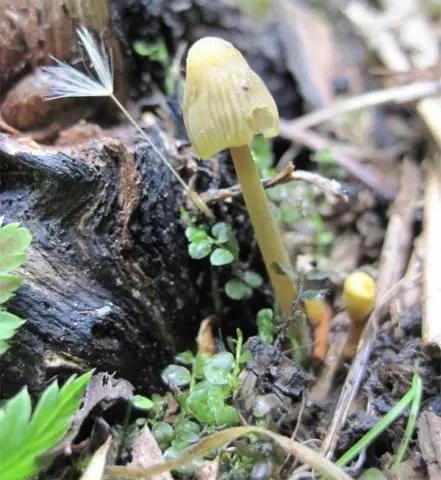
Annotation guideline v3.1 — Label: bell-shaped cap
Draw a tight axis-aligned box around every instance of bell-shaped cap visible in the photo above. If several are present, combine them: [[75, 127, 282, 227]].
[[343, 272, 376, 323], [183, 37, 279, 160]]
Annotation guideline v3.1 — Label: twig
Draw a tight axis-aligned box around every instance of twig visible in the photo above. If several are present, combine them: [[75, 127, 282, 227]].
[[283, 78, 441, 130], [423, 156, 441, 356], [347, 0, 441, 356], [278, 125, 398, 197], [321, 158, 420, 458], [199, 164, 349, 204], [279, 124, 406, 163]]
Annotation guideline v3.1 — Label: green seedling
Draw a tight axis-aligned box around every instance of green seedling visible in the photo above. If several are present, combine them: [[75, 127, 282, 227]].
[[336, 374, 423, 469]]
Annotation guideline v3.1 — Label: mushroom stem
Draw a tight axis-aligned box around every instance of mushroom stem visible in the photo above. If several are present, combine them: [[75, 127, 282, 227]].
[[230, 145, 297, 316]]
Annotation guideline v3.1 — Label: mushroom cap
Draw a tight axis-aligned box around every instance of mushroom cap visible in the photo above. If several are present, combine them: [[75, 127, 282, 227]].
[[343, 271, 376, 323], [183, 36, 279, 160]]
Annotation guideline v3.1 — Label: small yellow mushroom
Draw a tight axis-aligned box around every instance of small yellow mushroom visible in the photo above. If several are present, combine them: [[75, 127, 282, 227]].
[[184, 37, 279, 160], [343, 271, 376, 358], [183, 37, 296, 320]]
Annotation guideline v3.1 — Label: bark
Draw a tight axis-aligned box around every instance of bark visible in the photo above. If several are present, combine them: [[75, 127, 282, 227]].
[[0, 0, 299, 396], [0, 134, 203, 396]]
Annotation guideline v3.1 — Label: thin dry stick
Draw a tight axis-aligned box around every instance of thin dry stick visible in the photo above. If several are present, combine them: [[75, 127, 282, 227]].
[[278, 124, 398, 196], [347, 0, 441, 357], [200, 164, 349, 204], [283, 78, 441, 130], [321, 158, 420, 458], [423, 157, 441, 356]]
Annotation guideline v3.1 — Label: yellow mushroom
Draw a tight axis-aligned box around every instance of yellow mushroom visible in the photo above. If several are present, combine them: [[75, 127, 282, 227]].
[[183, 37, 296, 319], [343, 271, 376, 358]]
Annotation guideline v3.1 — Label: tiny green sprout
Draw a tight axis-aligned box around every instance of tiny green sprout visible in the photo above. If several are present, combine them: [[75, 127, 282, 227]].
[[184, 218, 236, 266], [257, 308, 275, 344], [133, 39, 169, 64]]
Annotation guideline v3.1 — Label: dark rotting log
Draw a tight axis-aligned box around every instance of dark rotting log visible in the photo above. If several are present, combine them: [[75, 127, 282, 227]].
[[0, 0, 300, 397], [0, 134, 204, 396]]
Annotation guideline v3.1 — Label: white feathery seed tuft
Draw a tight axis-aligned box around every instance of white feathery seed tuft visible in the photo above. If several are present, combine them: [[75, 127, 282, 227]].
[[41, 26, 213, 219], [43, 27, 113, 99]]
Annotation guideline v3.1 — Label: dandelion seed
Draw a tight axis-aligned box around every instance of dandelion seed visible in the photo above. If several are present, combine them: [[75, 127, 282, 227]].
[[42, 26, 213, 219], [43, 27, 113, 99]]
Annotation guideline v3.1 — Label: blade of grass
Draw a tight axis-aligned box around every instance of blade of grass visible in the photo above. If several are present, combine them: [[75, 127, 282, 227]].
[[391, 374, 422, 472], [336, 374, 419, 468]]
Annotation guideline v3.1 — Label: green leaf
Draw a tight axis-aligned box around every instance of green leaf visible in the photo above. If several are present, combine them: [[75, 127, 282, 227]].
[[243, 271, 263, 288], [251, 135, 273, 170], [185, 227, 207, 243], [203, 352, 235, 385], [0, 223, 32, 269], [131, 395, 154, 411], [161, 365, 192, 388], [188, 240, 212, 259], [210, 248, 234, 266], [214, 405, 239, 426], [187, 386, 214, 424], [257, 308, 275, 344], [0, 275, 23, 304], [152, 421, 174, 448], [306, 271, 329, 281], [224, 279, 252, 300], [174, 429, 200, 445], [0, 372, 91, 480], [133, 40, 169, 64], [211, 223, 231, 243], [0, 311, 25, 355], [0, 253, 27, 274], [174, 419, 201, 436], [175, 350, 194, 365]]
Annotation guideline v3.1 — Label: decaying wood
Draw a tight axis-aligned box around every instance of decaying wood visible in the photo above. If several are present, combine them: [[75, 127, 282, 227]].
[[418, 412, 441, 480], [0, 0, 301, 396], [0, 133, 205, 396]]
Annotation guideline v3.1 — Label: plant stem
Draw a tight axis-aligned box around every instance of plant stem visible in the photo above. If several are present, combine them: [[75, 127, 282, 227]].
[[110, 94, 214, 219], [230, 145, 297, 317]]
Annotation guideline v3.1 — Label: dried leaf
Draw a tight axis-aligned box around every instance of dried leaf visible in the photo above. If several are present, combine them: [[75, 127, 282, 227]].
[[106, 426, 353, 480], [80, 436, 112, 480]]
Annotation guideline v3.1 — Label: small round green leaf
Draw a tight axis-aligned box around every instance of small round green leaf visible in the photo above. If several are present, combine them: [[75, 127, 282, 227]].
[[211, 222, 230, 243], [214, 405, 240, 426], [203, 352, 234, 385], [210, 248, 234, 266], [131, 395, 154, 410], [188, 240, 211, 259], [243, 271, 263, 288], [175, 350, 194, 365], [161, 365, 192, 388], [224, 279, 252, 300], [152, 421, 174, 446]]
